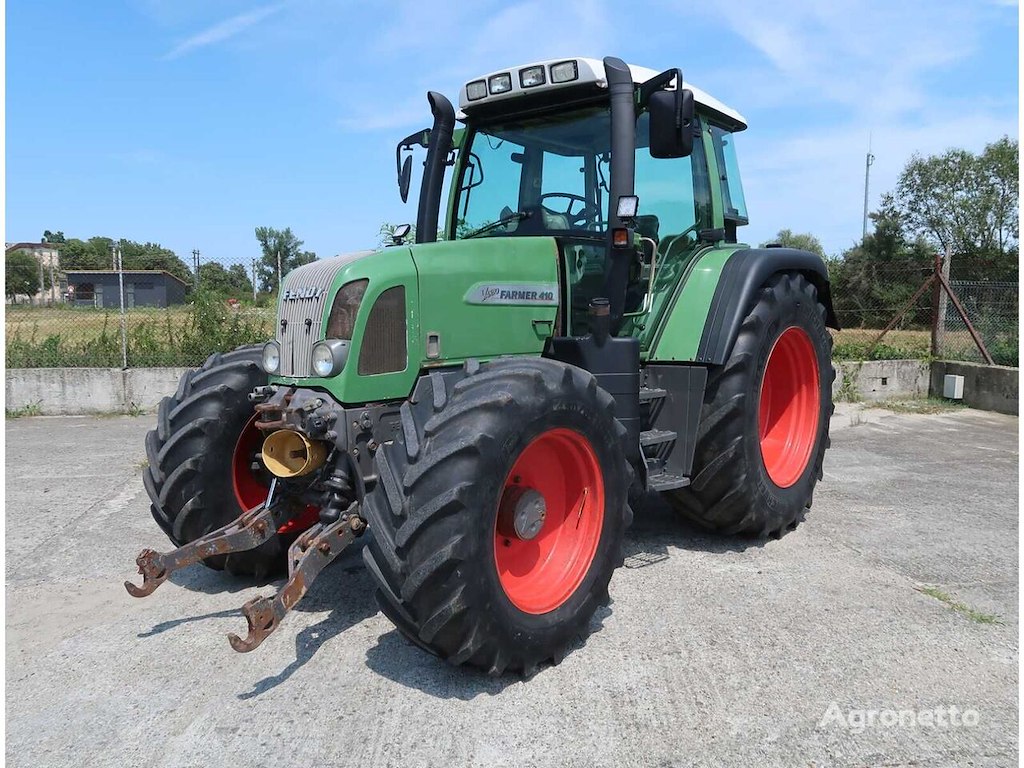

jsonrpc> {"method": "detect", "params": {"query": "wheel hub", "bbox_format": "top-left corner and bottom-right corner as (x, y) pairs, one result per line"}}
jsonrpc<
(499, 486), (547, 541)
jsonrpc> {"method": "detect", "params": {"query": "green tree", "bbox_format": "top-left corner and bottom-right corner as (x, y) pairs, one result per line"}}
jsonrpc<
(254, 226), (316, 291)
(57, 238), (107, 270)
(895, 137), (1018, 278)
(55, 235), (193, 286)
(829, 195), (933, 328)
(6, 251), (41, 303)
(198, 261), (254, 296)
(42, 230), (66, 244)
(761, 229), (826, 257)
(118, 239), (193, 285)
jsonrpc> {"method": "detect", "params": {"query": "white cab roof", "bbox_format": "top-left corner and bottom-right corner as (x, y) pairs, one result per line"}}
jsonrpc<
(458, 56), (746, 129)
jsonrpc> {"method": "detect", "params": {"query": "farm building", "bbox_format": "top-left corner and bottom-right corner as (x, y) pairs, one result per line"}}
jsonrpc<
(65, 270), (189, 308)
(5, 242), (62, 304)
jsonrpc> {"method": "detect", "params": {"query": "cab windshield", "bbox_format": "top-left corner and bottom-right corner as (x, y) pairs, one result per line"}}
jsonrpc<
(450, 106), (708, 249)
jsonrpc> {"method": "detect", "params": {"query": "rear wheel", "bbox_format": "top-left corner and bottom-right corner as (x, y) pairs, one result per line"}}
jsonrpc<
(668, 272), (833, 536)
(143, 346), (307, 577)
(362, 358), (632, 675)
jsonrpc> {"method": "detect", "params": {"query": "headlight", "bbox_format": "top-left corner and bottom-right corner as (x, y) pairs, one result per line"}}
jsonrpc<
(466, 80), (487, 101)
(519, 65), (546, 88)
(550, 60), (579, 84)
(311, 339), (350, 378)
(326, 279), (368, 339)
(488, 73), (512, 95)
(261, 341), (280, 374)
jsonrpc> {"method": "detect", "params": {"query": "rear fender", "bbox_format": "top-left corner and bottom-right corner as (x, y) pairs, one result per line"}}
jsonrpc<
(694, 248), (838, 365)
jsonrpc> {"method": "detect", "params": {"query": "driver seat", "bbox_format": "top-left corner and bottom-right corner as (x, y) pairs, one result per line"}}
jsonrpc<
(635, 214), (660, 243)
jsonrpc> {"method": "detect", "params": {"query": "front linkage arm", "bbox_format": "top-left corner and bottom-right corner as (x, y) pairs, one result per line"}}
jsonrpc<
(228, 505), (365, 652)
(125, 500), (284, 598)
(126, 490), (365, 653)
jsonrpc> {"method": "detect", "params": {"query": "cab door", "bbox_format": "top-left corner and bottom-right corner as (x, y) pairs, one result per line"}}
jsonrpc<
(628, 112), (714, 352)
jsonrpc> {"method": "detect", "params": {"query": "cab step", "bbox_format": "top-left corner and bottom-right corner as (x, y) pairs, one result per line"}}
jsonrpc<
(640, 429), (676, 448)
(639, 386), (668, 403)
(647, 471), (691, 492)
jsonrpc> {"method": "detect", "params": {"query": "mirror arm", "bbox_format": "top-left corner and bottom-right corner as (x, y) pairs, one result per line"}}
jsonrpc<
(638, 68), (683, 108)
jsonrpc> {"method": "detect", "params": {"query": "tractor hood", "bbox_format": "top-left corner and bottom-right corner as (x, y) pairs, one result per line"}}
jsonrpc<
(271, 236), (559, 405)
(408, 236), (560, 364)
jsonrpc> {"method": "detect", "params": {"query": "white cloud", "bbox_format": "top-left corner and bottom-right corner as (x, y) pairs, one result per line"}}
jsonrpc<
(163, 3), (287, 60)
(674, 0), (1017, 254)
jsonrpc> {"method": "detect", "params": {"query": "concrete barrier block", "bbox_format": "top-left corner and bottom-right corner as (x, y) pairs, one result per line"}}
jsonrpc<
(834, 359), (930, 402)
(124, 368), (190, 412)
(929, 360), (1019, 415)
(6, 368), (126, 415)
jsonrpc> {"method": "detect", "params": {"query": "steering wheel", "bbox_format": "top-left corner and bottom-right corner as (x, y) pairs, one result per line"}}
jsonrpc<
(538, 193), (600, 229)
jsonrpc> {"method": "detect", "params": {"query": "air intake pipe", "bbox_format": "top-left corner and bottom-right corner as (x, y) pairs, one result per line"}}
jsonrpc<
(601, 56), (638, 328)
(415, 91), (456, 243)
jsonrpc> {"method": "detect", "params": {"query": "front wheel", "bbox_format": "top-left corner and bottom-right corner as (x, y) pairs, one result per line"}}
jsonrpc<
(142, 346), (312, 578)
(361, 358), (632, 675)
(668, 272), (834, 536)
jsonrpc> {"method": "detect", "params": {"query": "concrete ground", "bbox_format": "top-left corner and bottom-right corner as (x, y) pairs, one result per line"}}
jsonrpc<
(5, 404), (1018, 767)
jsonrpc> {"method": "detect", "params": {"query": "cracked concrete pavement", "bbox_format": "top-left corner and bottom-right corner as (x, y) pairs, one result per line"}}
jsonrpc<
(5, 403), (1018, 767)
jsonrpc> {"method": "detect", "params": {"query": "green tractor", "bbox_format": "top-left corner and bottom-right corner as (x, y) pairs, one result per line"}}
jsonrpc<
(126, 56), (836, 675)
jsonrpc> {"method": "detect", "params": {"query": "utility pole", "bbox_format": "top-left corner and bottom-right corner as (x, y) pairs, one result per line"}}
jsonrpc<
(862, 134), (875, 242)
(251, 258), (258, 302)
(276, 248), (282, 291)
(192, 249), (201, 291)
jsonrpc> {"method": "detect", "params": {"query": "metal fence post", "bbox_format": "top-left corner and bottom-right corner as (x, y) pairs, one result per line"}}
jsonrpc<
(116, 245), (128, 370)
(930, 251), (943, 358)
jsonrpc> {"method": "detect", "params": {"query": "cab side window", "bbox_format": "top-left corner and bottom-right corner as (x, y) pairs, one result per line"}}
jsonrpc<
(633, 112), (711, 248)
(710, 125), (748, 223)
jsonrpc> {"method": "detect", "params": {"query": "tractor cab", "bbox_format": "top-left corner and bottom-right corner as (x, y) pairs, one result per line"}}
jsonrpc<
(399, 57), (749, 342)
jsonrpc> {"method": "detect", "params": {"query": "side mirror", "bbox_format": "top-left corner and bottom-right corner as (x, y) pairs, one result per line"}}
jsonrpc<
(395, 129), (430, 203)
(398, 156), (413, 203)
(648, 88), (695, 159)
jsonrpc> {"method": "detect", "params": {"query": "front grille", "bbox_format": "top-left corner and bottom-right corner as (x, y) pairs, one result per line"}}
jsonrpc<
(358, 287), (407, 375)
(276, 251), (372, 376)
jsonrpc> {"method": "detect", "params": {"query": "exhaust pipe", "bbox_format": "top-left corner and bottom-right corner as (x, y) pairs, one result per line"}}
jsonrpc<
(261, 430), (328, 478)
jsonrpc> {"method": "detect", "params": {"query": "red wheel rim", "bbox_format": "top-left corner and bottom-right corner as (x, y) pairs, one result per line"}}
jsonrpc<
(232, 415), (269, 511)
(494, 428), (605, 615)
(758, 326), (821, 488)
(231, 415), (319, 534)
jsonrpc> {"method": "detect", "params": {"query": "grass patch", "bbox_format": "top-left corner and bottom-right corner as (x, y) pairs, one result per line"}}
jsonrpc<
(831, 328), (932, 361)
(871, 397), (968, 415)
(5, 293), (273, 368)
(6, 401), (43, 418)
(918, 586), (1003, 625)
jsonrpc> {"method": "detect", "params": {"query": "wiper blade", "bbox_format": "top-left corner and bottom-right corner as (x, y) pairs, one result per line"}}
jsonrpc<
(463, 211), (530, 239)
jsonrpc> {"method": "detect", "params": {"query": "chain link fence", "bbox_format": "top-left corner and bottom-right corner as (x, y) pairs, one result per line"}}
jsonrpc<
(828, 262), (935, 361)
(6, 253), (274, 369)
(943, 280), (1018, 366)
(828, 254), (1019, 367)
(6, 248), (1019, 369)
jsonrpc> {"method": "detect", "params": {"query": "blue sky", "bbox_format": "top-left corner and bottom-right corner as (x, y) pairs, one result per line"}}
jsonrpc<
(6, 0), (1018, 263)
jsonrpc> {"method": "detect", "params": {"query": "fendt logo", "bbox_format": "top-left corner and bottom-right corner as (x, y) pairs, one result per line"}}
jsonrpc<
(282, 286), (324, 301)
